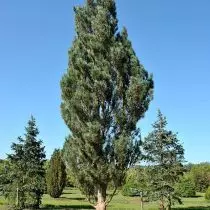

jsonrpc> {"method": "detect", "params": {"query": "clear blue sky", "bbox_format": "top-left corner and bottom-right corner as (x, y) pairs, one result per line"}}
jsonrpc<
(0, 0), (209, 163)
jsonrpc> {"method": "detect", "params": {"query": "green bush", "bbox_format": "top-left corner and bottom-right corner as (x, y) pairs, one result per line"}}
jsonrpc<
(46, 149), (67, 198)
(205, 187), (210, 200)
(121, 183), (139, 197)
(175, 177), (196, 197)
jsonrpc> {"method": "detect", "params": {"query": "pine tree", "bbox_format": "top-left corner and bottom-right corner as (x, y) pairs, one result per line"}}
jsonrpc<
(23, 116), (46, 208)
(6, 116), (46, 209)
(143, 110), (185, 210)
(46, 149), (67, 198)
(61, 1), (153, 209)
(6, 137), (26, 209)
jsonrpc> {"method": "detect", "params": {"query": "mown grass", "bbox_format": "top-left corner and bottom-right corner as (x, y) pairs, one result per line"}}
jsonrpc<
(0, 188), (210, 209)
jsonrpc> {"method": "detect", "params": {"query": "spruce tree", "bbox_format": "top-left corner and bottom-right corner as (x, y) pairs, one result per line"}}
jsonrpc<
(61, 1), (153, 209)
(23, 116), (46, 208)
(143, 110), (185, 210)
(6, 116), (46, 209)
(46, 149), (67, 198)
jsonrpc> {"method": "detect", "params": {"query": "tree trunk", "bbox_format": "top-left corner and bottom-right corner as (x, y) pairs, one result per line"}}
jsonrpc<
(166, 194), (171, 210)
(16, 187), (19, 207)
(159, 198), (165, 210)
(95, 186), (106, 210)
(140, 192), (143, 210)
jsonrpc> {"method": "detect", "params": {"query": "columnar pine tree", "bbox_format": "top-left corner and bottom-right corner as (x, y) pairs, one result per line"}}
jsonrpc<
(46, 149), (67, 198)
(61, 1), (153, 209)
(6, 116), (46, 209)
(143, 110), (185, 210)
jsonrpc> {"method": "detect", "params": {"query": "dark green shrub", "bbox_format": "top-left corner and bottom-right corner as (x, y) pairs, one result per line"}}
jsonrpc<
(175, 177), (196, 197)
(46, 149), (67, 198)
(205, 187), (210, 200)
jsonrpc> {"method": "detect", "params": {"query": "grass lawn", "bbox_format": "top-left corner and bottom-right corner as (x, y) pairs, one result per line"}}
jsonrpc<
(0, 189), (210, 209)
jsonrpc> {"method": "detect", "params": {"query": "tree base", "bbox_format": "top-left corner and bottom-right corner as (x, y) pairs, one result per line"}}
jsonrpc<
(95, 202), (106, 210)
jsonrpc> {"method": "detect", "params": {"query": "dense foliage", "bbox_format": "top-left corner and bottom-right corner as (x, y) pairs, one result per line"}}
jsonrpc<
(65, 168), (77, 188)
(175, 176), (196, 197)
(189, 163), (210, 192)
(205, 187), (210, 201)
(61, 0), (153, 209)
(121, 167), (148, 197)
(4, 116), (46, 209)
(46, 149), (67, 198)
(0, 160), (5, 194)
(121, 183), (139, 197)
(143, 110), (185, 210)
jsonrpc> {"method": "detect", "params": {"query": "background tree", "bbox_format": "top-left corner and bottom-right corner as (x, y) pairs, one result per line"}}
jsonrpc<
(65, 168), (78, 188)
(189, 163), (210, 192)
(184, 163), (194, 172)
(175, 176), (196, 197)
(5, 116), (46, 209)
(0, 159), (8, 196)
(6, 137), (26, 209)
(121, 166), (149, 210)
(61, 0), (153, 209)
(143, 110), (185, 210)
(205, 187), (210, 201)
(43, 160), (50, 193)
(46, 149), (67, 198)
(122, 166), (149, 196)
(0, 160), (3, 195)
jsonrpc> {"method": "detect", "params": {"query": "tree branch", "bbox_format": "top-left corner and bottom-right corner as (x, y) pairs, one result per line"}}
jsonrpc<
(105, 187), (118, 205)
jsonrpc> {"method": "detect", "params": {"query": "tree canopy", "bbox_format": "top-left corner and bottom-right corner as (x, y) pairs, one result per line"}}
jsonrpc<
(61, 0), (153, 209)
(4, 116), (46, 209)
(143, 110), (185, 210)
(46, 149), (67, 198)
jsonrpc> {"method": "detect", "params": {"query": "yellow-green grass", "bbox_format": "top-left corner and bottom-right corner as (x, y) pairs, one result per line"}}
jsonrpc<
(0, 189), (210, 209)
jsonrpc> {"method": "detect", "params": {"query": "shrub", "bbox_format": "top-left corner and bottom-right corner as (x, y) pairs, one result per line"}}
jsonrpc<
(46, 149), (67, 198)
(205, 187), (210, 200)
(175, 177), (196, 197)
(121, 183), (140, 197)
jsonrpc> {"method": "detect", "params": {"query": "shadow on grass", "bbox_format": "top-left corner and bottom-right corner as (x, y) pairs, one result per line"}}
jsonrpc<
(173, 207), (210, 210)
(59, 196), (85, 201)
(190, 195), (203, 198)
(62, 191), (72, 195)
(42, 204), (94, 209)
